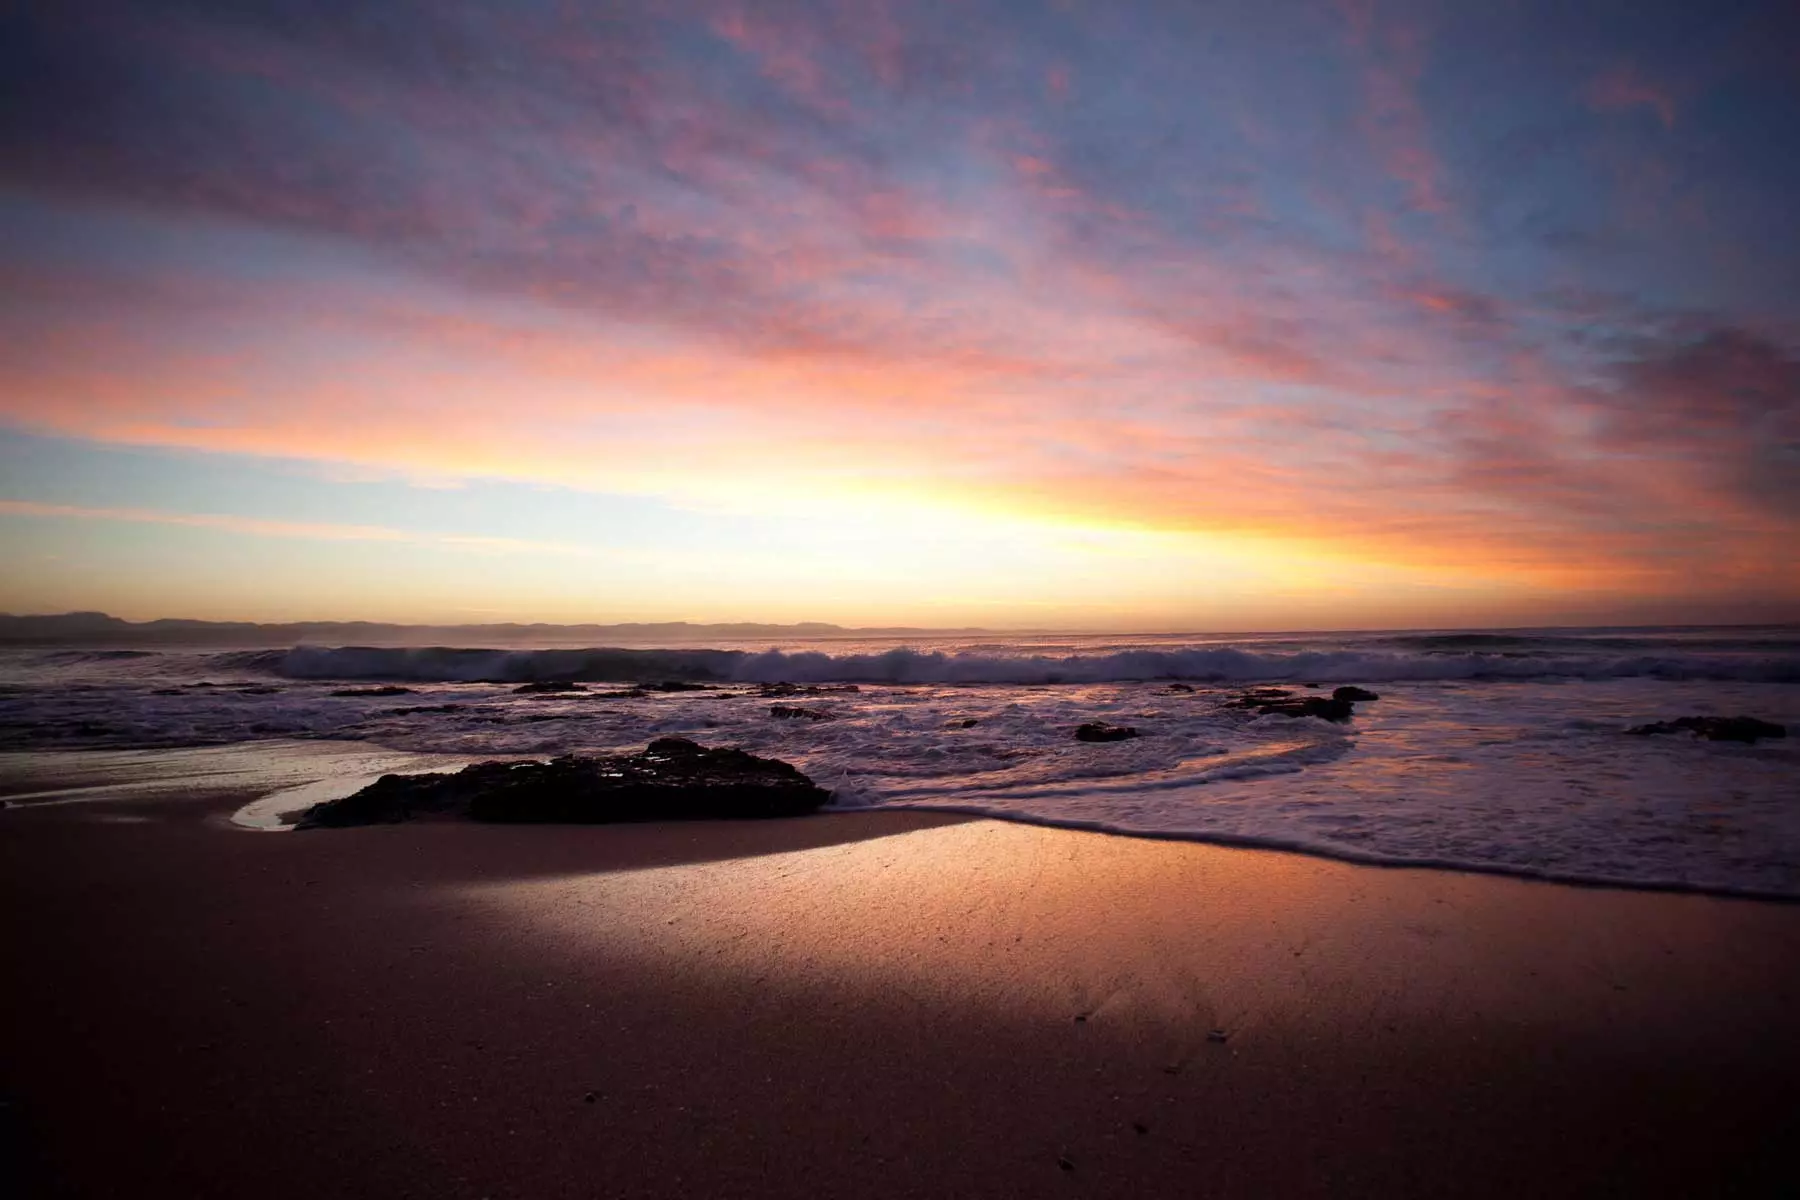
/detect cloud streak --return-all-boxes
[0,501,592,556]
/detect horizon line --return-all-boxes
[2,611,1795,642]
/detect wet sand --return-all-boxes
[2,754,1798,1197]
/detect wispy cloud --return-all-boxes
[0,501,592,556]
[1336,0,1451,215]
[1586,64,1677,128]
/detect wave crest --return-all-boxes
[268,644,1800,685]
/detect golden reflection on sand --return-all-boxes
[459,818,1796,1057]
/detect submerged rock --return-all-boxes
[1075,722,1139,742]
[1332,686,1380,702]
[331,686,416,697]
[1271,697,1355,721]
[1227,689,1355,721]
[1224,687,1294,706]
[295,738,829,828]
[769,703,835,721]
[1625,716,1787,744]
[756,682,861,698]
[513,680,587,695]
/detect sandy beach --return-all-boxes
[3,753,1798,1198]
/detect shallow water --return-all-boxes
[2,628,1796,896]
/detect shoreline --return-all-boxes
[6,739,1799,905]
[4,751,1799,1195]
[839,800,1800,905]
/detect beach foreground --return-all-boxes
[3,761,1798,1197]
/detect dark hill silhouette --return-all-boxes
[0,612,990,647]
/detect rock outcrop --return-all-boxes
[1332,686,1380,702]
[1076,722,1139,742]
[756,682,862,698]
[1224,688,1356,721]
[1625,717,1787,744]
[295,738,829,828]
[769,704,835,720]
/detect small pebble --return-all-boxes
[1057,1156,1075,1171]
[1207,1028,1229,1043]
[583,1092,597,1104]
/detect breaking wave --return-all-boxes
[269,643,1800,685]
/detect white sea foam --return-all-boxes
[267,641,1800,684]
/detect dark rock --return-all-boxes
[1076,722,1138,742]
[331,686,416,697]
[1267,697,1355,721]
[1625,716,1787,744]
[150,687,184,696]
[770,704,835,721]
[512,681,586,694]
[236,686,284,695]
[1163,683,1195,693]
[1132,1122,1150,1136]
[1057,1156,1075,1172]
[639,681,713,693]
[592,688,650,699]
[947,718,979,729]
[295,738,829,828]
[1223,688,1294,708]
[756,682,861,698]
[1228,690,1355,721]
[1332,686,1380,702]
[1207,1028,1230,1043]
[388,703,468,716]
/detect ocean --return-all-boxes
[3,626,1796,897]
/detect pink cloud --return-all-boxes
[1336,0,1450,215]
[1587,65,1677,129]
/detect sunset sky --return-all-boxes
[2,0,1797,630]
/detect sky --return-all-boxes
[1,0,1797,630]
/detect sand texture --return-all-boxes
[3,756,1798,1197]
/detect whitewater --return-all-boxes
[2,626,1796,897]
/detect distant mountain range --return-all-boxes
[0,612,991,647]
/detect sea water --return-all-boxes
[2,626,1796,896]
